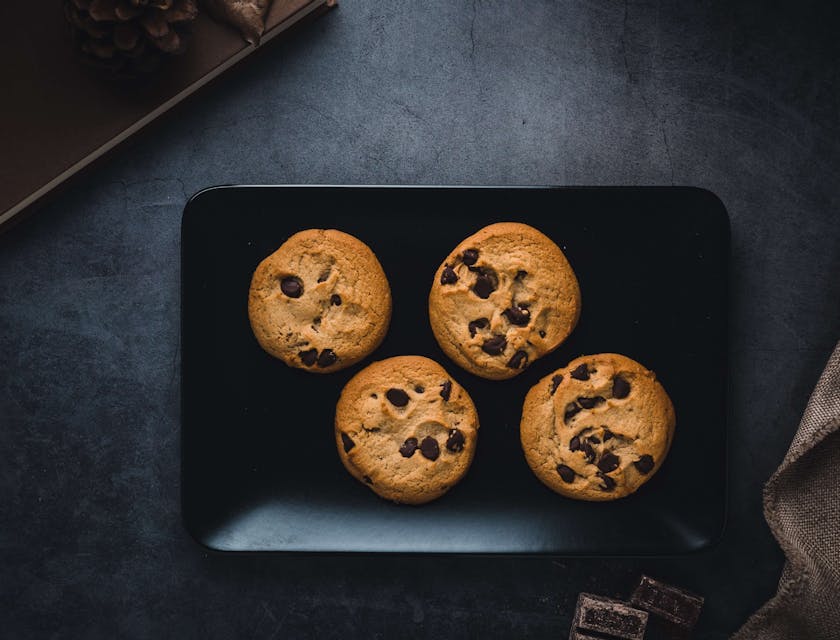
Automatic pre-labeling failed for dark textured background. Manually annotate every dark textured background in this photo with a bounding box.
[2,1,839,638]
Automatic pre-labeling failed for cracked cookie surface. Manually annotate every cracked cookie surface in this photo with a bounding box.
[248,229,391,373]
[428,222,580,380]
[520,353,675,501]
[335,356,479,504]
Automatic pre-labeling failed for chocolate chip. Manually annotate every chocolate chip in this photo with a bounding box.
[583,441,596,463]
[316,349,337,368]
[603,428,614,441]
[462,248,479,265]
[597,452,620,473]
[468,318,489,337]
[330,294,342,306]
[550,375,564,395]
[634,455,655,474]
[363,475,373,484]
[386,388,409,407]
[440,265,458,285]
[588,435,601,445]
[539,330,546,338]
[482,335,507,355]
[577,396,606,409]
[399,437,418,458]
[446,429,465,452]
[414,385,424,393]
[570,364,590,381]
[597,472,617,491]
[564,402,581,423]
[515,270,527,280]
[317,269,331,283]
[440,380,452,401]
[420,436,440,461]
[556,464,575,483]
[507,350,528,369]
[280,276,303,298]
[299,349,318,366]
[340,432,355,452]
[502,305,530,326]
[569,435,581,452]
[472,269,498,299]
[612,375,631,399]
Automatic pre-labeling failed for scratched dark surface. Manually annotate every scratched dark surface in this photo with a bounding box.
[2,1,839,638]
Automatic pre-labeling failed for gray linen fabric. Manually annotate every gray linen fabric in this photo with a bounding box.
[733,340,840,639]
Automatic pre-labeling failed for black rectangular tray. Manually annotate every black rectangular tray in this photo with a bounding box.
[181,186,728,554]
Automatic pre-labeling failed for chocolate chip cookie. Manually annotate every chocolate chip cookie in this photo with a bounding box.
[335,356,479,504]
[248,229,392,373]
[428,222,581,380]
[520,353,675,501]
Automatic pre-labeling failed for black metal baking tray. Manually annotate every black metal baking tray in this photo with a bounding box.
[181,185,728,554]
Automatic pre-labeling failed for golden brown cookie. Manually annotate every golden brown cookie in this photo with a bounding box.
[248,229,391,373]
[335,356,479,505]
[520,353,675,501]
[428,222,580,380]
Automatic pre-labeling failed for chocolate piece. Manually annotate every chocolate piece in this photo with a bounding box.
[414,385,425,393]
[299,348,318,366]
[330,294,342,306]
[462,248,479,265]
[420,436,440,461]
[399,437,418,458]
[386,388,410,407]
[597,452,620,473]
[340,432,355,453]
[630,575,704,630]
[482,335,507,355]
[596,472,616,491]
[550,375,564,395]
[440,380,452,401]
[502,305,530,326]
[577,396,606,409]
[468,318,489,337]
[317,269,331,283]
[440,265,458,285]
[583,441,596,463]
[603,428,614,441]
[472,270,497,298]
[506,350,528,369]
[539,330,546,338]
[587,435,601,445]
[612,375,631,399]
[556,464,575,483]
[569,435,582,452]
[445,429,465,452]
[316,349,337,368]
[634,455,655,474]
[572,593,648,640]
[280,276,303,298]
[515,270,527,280]
[564,402,581,423]
[570,364,590,381]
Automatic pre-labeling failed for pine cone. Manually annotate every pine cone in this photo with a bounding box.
[65,0,199,74]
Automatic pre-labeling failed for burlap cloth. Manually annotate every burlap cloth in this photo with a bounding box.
[732,340,840,639]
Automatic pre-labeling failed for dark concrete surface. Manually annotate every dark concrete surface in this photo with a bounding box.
[2,1,839,638]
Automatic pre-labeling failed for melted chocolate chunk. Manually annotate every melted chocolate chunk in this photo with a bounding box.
[299,349,318,366]
[515,270,528,281]
[316,349,337,368]
[583,440,596,463]
[280,276,303,298]
[462,248,479,265]
[550,375,564,395]
[386,388,410,407]
[420,436,440,461]
[414,385,425,393]
[539,330,546,338]
[445,429,465,452]
[468,317,489,337]
[330,294,342,306]
[577,396,606,409]
[597,452,620,473]
[556,464,575,483]
[564,402,581,423]
[612,375,631,399]
[588,435,601,445]
[502,305,530,326]
[471,268,498,299]
[602,428,614,441]
[634,455,655,474]
[440,380,452,401]
[570,364,590,381]
[569,435,582,452]
[507,350,528,369]
[440,265,458,285]
[317,269,331,283]
[482,335,507,355]
[597,472,617,491]
[399,437,418,458]
[340,432,355,452]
